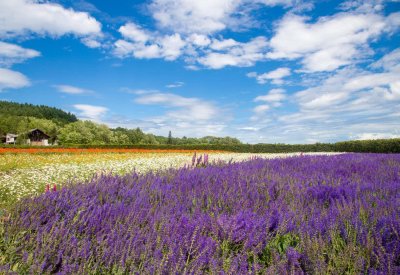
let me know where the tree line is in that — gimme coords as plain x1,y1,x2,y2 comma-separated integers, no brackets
0,101,77,125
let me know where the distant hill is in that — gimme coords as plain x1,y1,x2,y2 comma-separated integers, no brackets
0,101,77,124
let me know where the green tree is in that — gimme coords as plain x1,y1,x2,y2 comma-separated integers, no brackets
58,121,113,145
167,131,172,144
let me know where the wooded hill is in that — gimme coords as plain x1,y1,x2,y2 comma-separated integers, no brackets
0,101,77,125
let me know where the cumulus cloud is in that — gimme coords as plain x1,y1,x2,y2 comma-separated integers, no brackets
0,68,30,91
0,42,40,67
149,0,239,34
73,104,108,121
114,20,269,69
267,12,396,72
114,0,315,68
0,0,101,38
54,85,94,95
149,0,296,34
197,36,268,69
135,92,218,121
247,67,291,84
114,23,186,61
119,22,151,43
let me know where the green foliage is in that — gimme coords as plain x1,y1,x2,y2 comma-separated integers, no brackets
152,135,242,146
334,138,400,153
0,115,59,142
58,121,112,145
258,233,300,267
0,101,77,125
167,131,172,144
2,138,400,153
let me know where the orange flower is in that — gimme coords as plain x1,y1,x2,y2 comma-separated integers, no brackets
0,148,222,154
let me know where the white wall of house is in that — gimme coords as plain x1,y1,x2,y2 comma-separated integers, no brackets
5,134,17,144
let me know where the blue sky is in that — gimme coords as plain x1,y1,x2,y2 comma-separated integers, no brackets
0,0,399,143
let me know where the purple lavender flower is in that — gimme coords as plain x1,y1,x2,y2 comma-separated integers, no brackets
2,154,400,273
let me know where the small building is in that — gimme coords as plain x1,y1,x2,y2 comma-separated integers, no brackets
1,133,18,144
26,129,50,146
6,133,18,144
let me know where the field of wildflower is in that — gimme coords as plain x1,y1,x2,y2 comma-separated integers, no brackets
0,149,334,208
1,152,399,273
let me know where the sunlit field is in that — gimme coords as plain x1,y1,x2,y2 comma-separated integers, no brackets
0,149,337,208
1,153,399,273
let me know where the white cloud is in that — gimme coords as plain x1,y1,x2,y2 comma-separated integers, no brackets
114,26,186,61
73,104,108,121
0,0,101,36
339,0,386,12
135,92,218,121
159,33,186,60
119,22,151,43
124,90,232,138
80,37,102,48
255,88,287,103
353,132,400,140
251,89,287,121
385,12,400,33
148,0,296,34
166,81,184,88
243,46,400,144
0,0,101,38
267,12,393,72
371,47,400,71
187,34,211,47
114,21,269,68
270,65,400,141
253,104,270,114
149,0,241,34
238,126,259,131
247,67,290,84
343,72,399,93
197,36,268,69
0,42,40,67
54,85,93,95
209,38,239,50
0,68,30,91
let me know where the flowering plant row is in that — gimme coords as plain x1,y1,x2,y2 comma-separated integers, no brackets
1,152,332,207
0,148,218,154
1,154,399,273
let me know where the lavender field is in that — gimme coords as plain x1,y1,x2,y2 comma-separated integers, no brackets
1,154,400,274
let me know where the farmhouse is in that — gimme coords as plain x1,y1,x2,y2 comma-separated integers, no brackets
26,129,50,146
2,133,18,144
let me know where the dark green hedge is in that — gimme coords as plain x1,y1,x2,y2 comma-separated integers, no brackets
1,139,400,153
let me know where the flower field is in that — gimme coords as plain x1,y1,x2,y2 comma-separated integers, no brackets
0,151,334,208
1,153,399,273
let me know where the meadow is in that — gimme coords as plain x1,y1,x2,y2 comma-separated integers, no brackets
0,151,399,273
0,149,332,208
